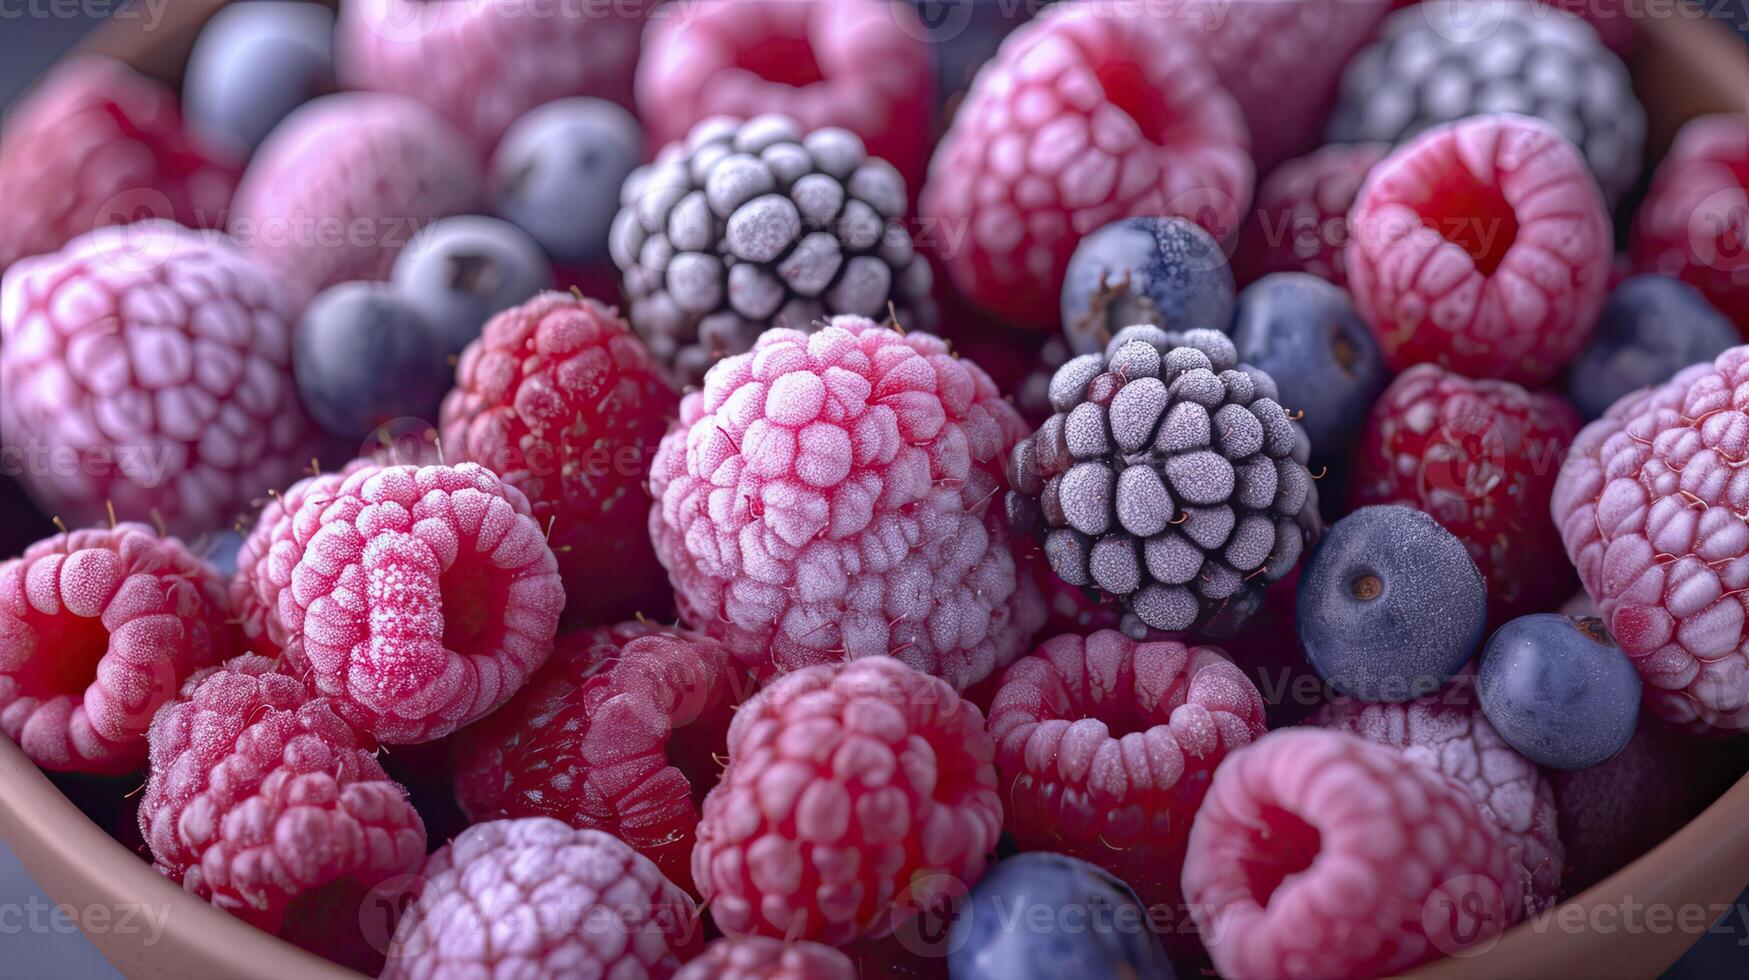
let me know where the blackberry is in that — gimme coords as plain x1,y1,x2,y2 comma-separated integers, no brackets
609,114,935,385
1007,327,1322,637
1327,1,1644,204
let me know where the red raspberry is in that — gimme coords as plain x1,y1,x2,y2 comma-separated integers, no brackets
1234,143,1390,288
1631,114,1749,335
440,292,677,627
648,317,1045,692
0,523,233,773
1552,347,1749,734
139,656,426,954
1346,113,1612,385
0,57,237,274
1183,728,1523,979
919,3,1253,331
277,462,565,743
0,221,327,536
1351,364,1582,625
637,0,934,187
380,817,701,979
229,470,348,657
677,937,856,980
691,656,1002,945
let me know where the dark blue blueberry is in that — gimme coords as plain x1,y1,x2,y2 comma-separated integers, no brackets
912,1,1033,105
1060,217,1235,356
490,97,642,265
183,2,335,156
1231,273,1389,462
198,528,245,581
1567,275,1739,420
293,282,453,440
391,215,553,354
948,852,1173,980
1479,613,1641,770
1297,505,1487,702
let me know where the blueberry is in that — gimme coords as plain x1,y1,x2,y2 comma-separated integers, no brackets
293,282,453,440
1231,273,1388,461
491,97,642,264
1479,614,1641,770
1566,275,1739,420
1297,505,1487,702
183,2,335,156
1061,217,1235,356
947,852,1173,980
391,215,553,354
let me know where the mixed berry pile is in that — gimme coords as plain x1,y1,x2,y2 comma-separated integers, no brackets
1,2,1746,979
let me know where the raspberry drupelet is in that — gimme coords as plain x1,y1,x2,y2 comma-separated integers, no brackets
1631,114,1749,335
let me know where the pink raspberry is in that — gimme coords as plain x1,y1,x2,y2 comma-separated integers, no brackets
139,655,426,957
637,0,934,187
0,523,233,773
1631,114,1749,335
1183,728,1523,979
276,462,565,743
440,292,678,627
0,56,238,273
691,656,1002,945
676,937,856,980
228,93,482,302
381,817,701,980
1346,113,1612,385
1234,142,1390,288
919,3,1254,330
229,469,348,657
985,630,1266,924
0,221,326,536
648,317,1045,692
1552,346,1749,734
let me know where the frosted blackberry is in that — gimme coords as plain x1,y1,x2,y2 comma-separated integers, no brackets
1327,1,1644,204
1007,326,1323,637
609,114,935,385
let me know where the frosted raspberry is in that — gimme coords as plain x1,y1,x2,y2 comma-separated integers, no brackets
335,0,649,157
228,93,482,301
648,317,1045,692
0,523,232,773
229,469,347,657
677,937,855,980
637,0,934,187
1311,692,1564,917
0,221,326,536
692,656,1002,945
1183,728,1523,979
440,292,677,626
277,462,565,743
985,630,1266,925
0,57,237,273
453,622,751,893
1631,114,1749,334
380,817,701,979
1346,113,1612,385
1552,347,1749,734
919,3,1253,330
1235,143,1390,288
139,656,426,953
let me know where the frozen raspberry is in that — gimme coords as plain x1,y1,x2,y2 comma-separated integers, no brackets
139,656,426,955
692,656,1002,945
0,523,233,773
1351,364,1581,625
335,0,650,156
440,292,677,626
0,57,237,274
0,221,327,536
637,0,935,187
985,630,1266,922
1183,728,1523,979
1552,347,1749,734
1631,114,1749,335
648,317,1045,692
920,3,1254,330
1346,113,1612,386
1234,143,1390,288
1312,692,1563,917
677,936,855,980
228,93,482,302
381,817,700,979
276,462,564,743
